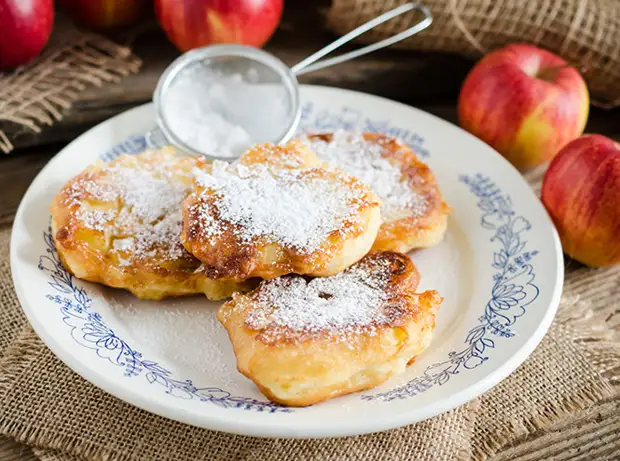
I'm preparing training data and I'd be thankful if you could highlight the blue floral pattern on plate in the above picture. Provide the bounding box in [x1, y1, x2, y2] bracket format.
[38, 104, 539, 411]
[39, 234, 287, 412]
[363, 174, 539, 401]
[299, 102, 430, 157]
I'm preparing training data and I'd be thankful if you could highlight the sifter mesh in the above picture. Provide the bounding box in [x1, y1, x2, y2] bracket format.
[151, 4, 432, 160]
[153, 45, 300, 161]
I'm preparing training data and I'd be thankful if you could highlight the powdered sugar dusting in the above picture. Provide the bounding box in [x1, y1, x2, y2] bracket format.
[244, 256, 402, 342]
[192, 161, 363, 253]
[67, 153, 192, 264]
[74, 208, 115, 231]
[163, 63, 291, 158]
[301, 131, 427, 221]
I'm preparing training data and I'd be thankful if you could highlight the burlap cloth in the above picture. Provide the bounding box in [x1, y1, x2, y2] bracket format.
[0, 16, 141, 154]
[0, 173, 619, 461]
[326, 0, 620, 108]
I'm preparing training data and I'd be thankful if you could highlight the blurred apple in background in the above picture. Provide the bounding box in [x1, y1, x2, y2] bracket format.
[58, 0, 150, 29]
[155, 0, 283, 52]
[458, 44, 589, 170]
[0, 0, 54, 69]
[542, 134, 620, 267]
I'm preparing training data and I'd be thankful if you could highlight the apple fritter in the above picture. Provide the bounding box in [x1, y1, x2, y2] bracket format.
[301, 131, 450, 253]
[217, 251, 442, 407]
[50, 147, 253, 301]
[181, 141, 382, 281]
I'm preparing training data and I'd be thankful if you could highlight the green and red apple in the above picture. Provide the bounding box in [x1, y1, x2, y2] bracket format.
[458, 44, 589, 169]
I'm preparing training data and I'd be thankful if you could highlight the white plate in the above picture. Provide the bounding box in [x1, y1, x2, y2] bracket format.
[11, 85, 563, 438]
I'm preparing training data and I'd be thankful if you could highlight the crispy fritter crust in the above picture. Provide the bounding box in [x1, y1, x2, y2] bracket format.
[181, 141, 382, 282]
[217, 251, 442, 407]
[305, 133, 451, 253]
[50, 147, 253, 300]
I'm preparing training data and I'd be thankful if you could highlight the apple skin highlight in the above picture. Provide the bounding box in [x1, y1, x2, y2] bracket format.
[542, 134, 620, 267]
[458, 43, 589, 170]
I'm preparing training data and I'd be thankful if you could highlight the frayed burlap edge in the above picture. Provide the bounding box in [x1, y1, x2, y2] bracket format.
[0, 329, 44, 391]
[326, 0, 620, 109]
[0, 18, 142, 154]
[472, 288, 620, 460]
[33, 447, 83, 461]
[0, 326, 477, 461]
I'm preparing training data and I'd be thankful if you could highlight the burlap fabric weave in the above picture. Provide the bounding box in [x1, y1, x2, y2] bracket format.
[0, 169, 619, 460]
[0, 16, 141, 154]
[326, 0, 620, 108]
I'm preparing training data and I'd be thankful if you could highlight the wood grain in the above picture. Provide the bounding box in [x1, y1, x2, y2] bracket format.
[0, 438, 36, 461]
[0, 146, 57, 226]
[492, 396, 620, 461]
[3, 0, 620, 151]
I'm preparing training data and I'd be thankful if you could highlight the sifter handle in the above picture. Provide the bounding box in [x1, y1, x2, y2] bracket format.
[290, 3, 432, 76]
[145, 126, 168, 150]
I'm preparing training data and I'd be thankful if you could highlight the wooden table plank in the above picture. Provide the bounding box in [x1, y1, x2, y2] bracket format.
[491, 396, 620, 460]
[0, 145, 59, 226]
[0, 438, 37, 461]
[4, 0, 620, 152]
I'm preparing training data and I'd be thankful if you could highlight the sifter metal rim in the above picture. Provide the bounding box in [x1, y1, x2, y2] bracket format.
[153, 44, 301, 161]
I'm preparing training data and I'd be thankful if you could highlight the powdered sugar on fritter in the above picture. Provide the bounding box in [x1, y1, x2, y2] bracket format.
[245, 256, 399, 341]
[192, 161, 363, 252]
[68, 153, 191, 263]
[301, 131, 426, 221]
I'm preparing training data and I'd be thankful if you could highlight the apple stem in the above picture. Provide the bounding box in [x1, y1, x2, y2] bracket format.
[536, 64, 572, 81]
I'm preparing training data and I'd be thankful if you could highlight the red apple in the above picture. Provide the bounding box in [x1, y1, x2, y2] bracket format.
[155, 0, 283, 52]
[458, 44, 590, 170]
[541, 134, 620, 267]
[58, 0, 150, 29]
[0, 0, 54, 69]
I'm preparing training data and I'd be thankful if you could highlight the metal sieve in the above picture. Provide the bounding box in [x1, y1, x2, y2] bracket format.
[150, 3, 432, 161]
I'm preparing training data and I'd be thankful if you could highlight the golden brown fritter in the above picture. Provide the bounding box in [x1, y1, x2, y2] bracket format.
[301, 132, 450, 253]
[181, 141, 382, 282]
[50, 147, 253, 300]
[217, 251, 442, 407]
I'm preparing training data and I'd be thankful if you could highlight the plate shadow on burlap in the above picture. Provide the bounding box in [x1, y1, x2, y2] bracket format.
[0, 217, 619, 461]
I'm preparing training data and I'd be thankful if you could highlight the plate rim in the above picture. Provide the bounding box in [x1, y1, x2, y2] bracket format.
[10, 85, 564, 438]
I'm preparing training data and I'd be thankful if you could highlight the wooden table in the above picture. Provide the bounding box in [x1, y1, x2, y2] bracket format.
[1, 2, 619, 460]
